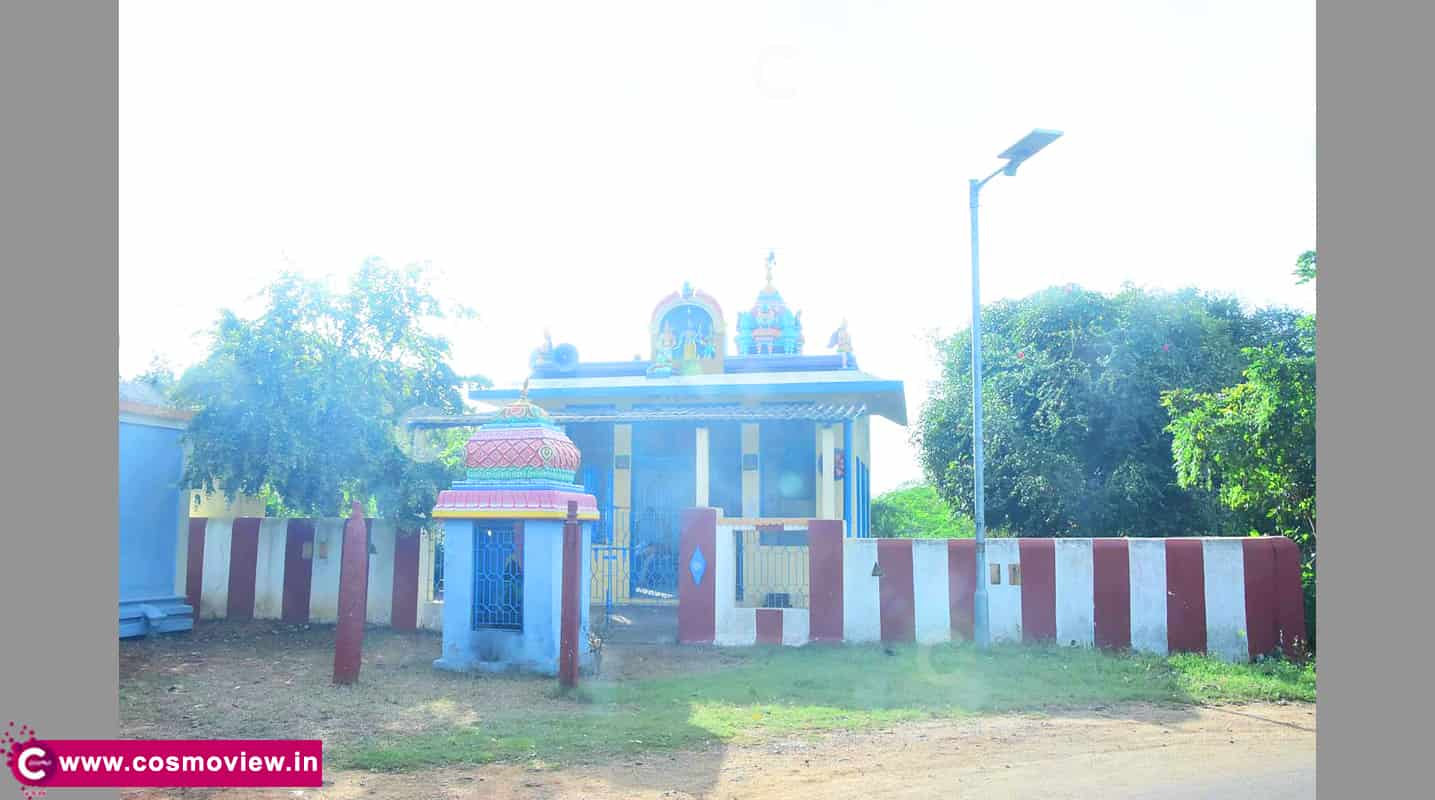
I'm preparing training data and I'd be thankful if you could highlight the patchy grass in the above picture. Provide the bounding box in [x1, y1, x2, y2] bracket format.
[339, 643, 1314, 771]
[121, 622, 1312, 773]
[1168, 652, 1316, 703]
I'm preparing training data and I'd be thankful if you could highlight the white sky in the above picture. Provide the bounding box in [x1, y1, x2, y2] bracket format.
[119, 0, 1316, 494]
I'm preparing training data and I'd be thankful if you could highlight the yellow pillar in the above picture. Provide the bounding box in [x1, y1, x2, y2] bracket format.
[613, 424, 632, 548]
[695, 426, 711, 507]
[741, 423, 760, 518]
[820, 424, 837, 519]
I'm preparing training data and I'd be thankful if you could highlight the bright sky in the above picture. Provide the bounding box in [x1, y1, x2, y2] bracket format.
[119, 0, 1316, 494]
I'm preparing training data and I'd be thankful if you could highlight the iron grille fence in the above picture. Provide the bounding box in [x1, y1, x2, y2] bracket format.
[733, 526, 810, 609]
[433, 539, 445, 600]
[589, 508, 682, 618]
[471, 524, 522, 630]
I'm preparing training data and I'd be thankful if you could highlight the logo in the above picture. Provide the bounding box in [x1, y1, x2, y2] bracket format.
[3, 723, 49, 799]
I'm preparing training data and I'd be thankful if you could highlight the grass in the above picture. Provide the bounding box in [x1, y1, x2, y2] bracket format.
[339, 642, 1314, 772]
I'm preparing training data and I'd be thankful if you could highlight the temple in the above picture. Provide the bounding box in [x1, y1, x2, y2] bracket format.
[413, 254, 906, 608]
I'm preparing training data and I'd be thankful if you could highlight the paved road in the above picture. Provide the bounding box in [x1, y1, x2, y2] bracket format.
[1133, 761, 1315, 799]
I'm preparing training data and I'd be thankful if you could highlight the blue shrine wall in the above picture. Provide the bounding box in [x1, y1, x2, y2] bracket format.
[435, 519, 593, 675]
[118, 417, 193, 637]
[707, 422, 743, 518]
[568, 423, 615, 542]
[631, 422, 697, 513]
[760, 420, 817, 518]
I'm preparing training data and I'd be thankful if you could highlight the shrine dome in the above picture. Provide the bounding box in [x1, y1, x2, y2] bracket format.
[462, 397, 581, 485]
[736, 254, 805, 356]
[432, 393, 599, 521]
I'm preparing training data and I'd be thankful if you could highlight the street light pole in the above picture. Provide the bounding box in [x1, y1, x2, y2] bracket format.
[967, 129, 1063, 649]
[969, 173, 993, 649]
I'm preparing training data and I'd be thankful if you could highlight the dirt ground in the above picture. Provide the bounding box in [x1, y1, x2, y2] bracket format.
[122, 702, 1315, 799]
[120, 621, 1316, 799]
[120, 620, 744, 748]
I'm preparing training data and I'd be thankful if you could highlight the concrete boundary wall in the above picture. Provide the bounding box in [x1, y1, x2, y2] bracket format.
[678, 512, 1307, 663]
[185, 517, 440, 631]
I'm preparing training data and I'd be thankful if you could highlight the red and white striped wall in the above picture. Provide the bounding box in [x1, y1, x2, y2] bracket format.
[184, 517, 442, 631]
[713, 520, 811, 647]
[680, 516, 1307, 662]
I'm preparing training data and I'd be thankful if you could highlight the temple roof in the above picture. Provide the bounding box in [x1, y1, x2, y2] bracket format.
[119, 380, 193, 425]
[509, 254, 903, 424]
[407, 401, 872, 429]
[464, 367, 907, 425]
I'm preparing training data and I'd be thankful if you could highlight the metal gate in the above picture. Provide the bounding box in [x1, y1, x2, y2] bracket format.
[592, 542, 628, 620]
[589, 508, 684, 620]
[628, 509, 680, 601]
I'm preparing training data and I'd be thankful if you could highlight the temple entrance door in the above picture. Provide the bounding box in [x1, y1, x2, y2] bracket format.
[628, 423, 695, 603]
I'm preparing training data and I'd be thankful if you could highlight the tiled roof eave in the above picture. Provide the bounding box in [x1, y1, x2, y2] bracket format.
[408, 402, 869, 429]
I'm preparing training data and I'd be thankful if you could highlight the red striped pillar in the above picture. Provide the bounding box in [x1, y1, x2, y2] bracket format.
[558, 503, 582, 688]
[332, 503, 369, 685]
[756, 608, 783, 645]
[947, 539, 975, 640]
[1241, 538, 1278, 660]
[1092, 539, 1131, 651]
[877, 539, 915, 642]
[1165, 539, 1207, 654]
[226, 517, 262, 620]
[807, 520, 845, 642]
[390, 531, 421, 632]
[281, 520, 315, 624]
[1019, 539, 1057, 643]
[1271, 537, 1309, 660]
[185, 518, 207, 623]
[677, 507, 718, 644]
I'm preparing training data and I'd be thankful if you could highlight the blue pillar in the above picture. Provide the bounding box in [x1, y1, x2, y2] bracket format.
[434, 520, 476, 671]
[842, 419, 854, 537]
[858, 460, 869, 538]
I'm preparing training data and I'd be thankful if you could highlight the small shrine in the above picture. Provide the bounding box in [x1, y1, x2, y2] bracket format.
[431, 390, 599, 676]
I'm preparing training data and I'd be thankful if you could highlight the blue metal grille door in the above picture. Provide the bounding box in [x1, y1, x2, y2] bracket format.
[628, 427, 693, 603]
[471, 524, 522, 631]
[629, 509, 681, 600]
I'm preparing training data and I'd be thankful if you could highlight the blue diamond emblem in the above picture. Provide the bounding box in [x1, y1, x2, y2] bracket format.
[689, 546, 707, 586]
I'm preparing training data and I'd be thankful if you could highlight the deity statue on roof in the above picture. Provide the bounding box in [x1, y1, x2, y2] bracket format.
[828, 318, 854, 368]
[657, 321, 677, 359]
[648, 281, 727, 377]
[680, 316, 700, 362]
[647, 322, 677, 377]
[528, 328, 556, 371]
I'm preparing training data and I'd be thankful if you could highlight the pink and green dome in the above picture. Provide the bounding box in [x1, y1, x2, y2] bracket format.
[433, 396, 598, 520]
[462, 399, 582, 484]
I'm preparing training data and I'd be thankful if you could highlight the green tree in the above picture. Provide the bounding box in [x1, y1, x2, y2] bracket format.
[1293, 249, 1317, 285]
[915, 285, 1304, 538]
[871, 482, 975, 539]
[176, 259, 484, 527]
[131, 356, 179, 396]
[1164, 252, 1316, 646]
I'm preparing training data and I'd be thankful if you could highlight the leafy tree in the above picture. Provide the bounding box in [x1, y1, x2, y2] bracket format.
[915, 285, 1303, 538]
[871, 482, 975, 539]
[132, 356, 179, 396]
[176, 259, 484, 528]
[1164, 252, 1316, 646]
[1293, 249, 1317, 285]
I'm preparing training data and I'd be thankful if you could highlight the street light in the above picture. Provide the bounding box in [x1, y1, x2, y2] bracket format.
[969, 128, 1062, 649]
